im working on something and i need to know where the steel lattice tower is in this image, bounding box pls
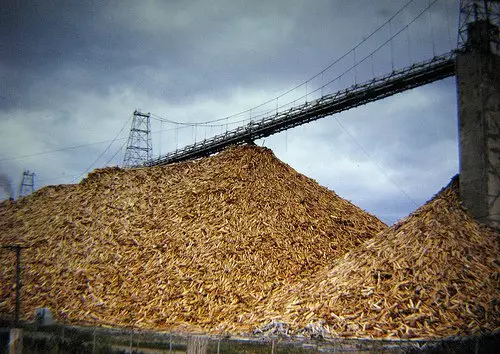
[458,0,500,53]
[18,170,35,198]
[123,110,153,168]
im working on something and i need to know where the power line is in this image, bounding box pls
[71,115,133,183]
[0,126,194,164]
[147,0,440,202]
[333,117,418,207]
[34,123,242,184]
[37,141,129,185]
[71,0,440,182]
[148,0,417,128]
[104,139,128,167]
[150,113,257,127]
[151,0,440,135]
[443,0,454,52]
[35,125,210,185]
[0,139,127,163]
[220,0,442,125]
[151,113,255,129]
[8,0,443,185]
[300,0,443,103]
[37,173,82,184]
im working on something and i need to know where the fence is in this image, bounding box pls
[1,244,499,353]
[0,319,499,354]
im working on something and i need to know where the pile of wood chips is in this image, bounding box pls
[0,146,386,334]
[249,176,499,339]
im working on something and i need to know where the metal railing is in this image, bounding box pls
[147,51,456,167]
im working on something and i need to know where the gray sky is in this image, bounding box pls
[0,0,460,224]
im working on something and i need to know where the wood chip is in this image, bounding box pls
[251,176,499,339]
[0,146,386,335]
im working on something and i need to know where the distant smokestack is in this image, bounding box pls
[0,173,14,200]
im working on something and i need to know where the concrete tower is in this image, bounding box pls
[456,1,500,229]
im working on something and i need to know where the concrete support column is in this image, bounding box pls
[456,21,500,230]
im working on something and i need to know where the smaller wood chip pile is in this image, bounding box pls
[0,146,385,333]
[250,176,499,339]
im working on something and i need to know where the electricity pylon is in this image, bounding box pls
[123,110,153,168]
[18,170,35,198]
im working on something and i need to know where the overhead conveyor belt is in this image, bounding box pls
[146,51,456,167]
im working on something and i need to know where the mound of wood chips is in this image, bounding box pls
[0,146,386,333]
[250,176,499,339]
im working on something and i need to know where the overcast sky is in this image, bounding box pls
[1,0,460,224]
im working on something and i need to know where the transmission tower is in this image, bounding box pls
[18,170,35,198]
[458,0,500,53]
[123,110,153,168]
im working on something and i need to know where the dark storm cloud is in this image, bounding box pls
[1,1,170,111]
[0,0,462,222]
[1,0,457,112]
[2,1,94,109]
